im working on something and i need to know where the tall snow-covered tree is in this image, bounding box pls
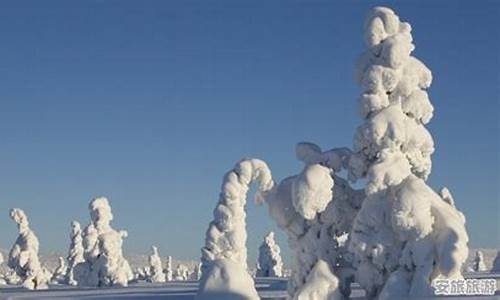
[147,246,166,283]
[347,7,469,299]
[165,255,173,281]
[74,197,133,287]
[66,221,85,286]
[197,159,274,300]
[256,232,283,277]
[174,263,189,281]
[8,208,49,290]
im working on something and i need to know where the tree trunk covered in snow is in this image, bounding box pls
[347,7,469,299]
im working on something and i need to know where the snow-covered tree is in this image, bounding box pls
[197,159,274,300]
[265,143,360,299]
[7,208,49,290]
[471,250,486,272]
[66,221,85,286]
[74,197,133,287]
[192,262,202,280]
[147,246,166,283]
[347,7,469,299]
[256,232,283,277]
[174,263,189,281]
[51,257,67,284]
[165,255,173,281]
[491,251,500,273]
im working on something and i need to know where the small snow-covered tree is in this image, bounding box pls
[192,262,202,280]
[74,197,133,287]
[471,251,486,272]
[51,257,67,284]
[7,208,49,290]
[256,232,283,277]
[165,255,173,281]
[197,159,274,300]
[66,221,85,286]
[491,251,500,273]
[147,246,166,283]
[347,7,469,299]
[174,263,189,281]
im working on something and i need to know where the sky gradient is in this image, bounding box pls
[0,0,498,265]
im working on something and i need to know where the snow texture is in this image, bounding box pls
[74,197,133,287]
[197,158,274,300]
[7,208,49,290]
[256,232,283,277]
[147,246,166,283]
[66,221,85,286]
[348,7,469,299]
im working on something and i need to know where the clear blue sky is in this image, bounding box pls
[0,0,498,265]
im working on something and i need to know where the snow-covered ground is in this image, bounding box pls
[1,275,499,300]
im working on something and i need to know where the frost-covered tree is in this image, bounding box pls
[165,255,173,281]
[491,251,500,273]
[265,143,360,299]
[471,250,486,272]
[51,257,67,284]
[74,197,133,287]
[347,7,469,299]
[174,263,189,281]
[7,208,49,290]
[192,262,202,280]
[66,221,85,286]
[256,232,283,277]
[147,246,166,283]
[197,159,274,300]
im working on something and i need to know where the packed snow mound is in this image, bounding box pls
[348,7,469,299]
[8,208,49,290]
[74,197,133,287]
[198,159,274,299]
[294,260,342,300]
[256,232,284,277]
[196,259,259,300]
